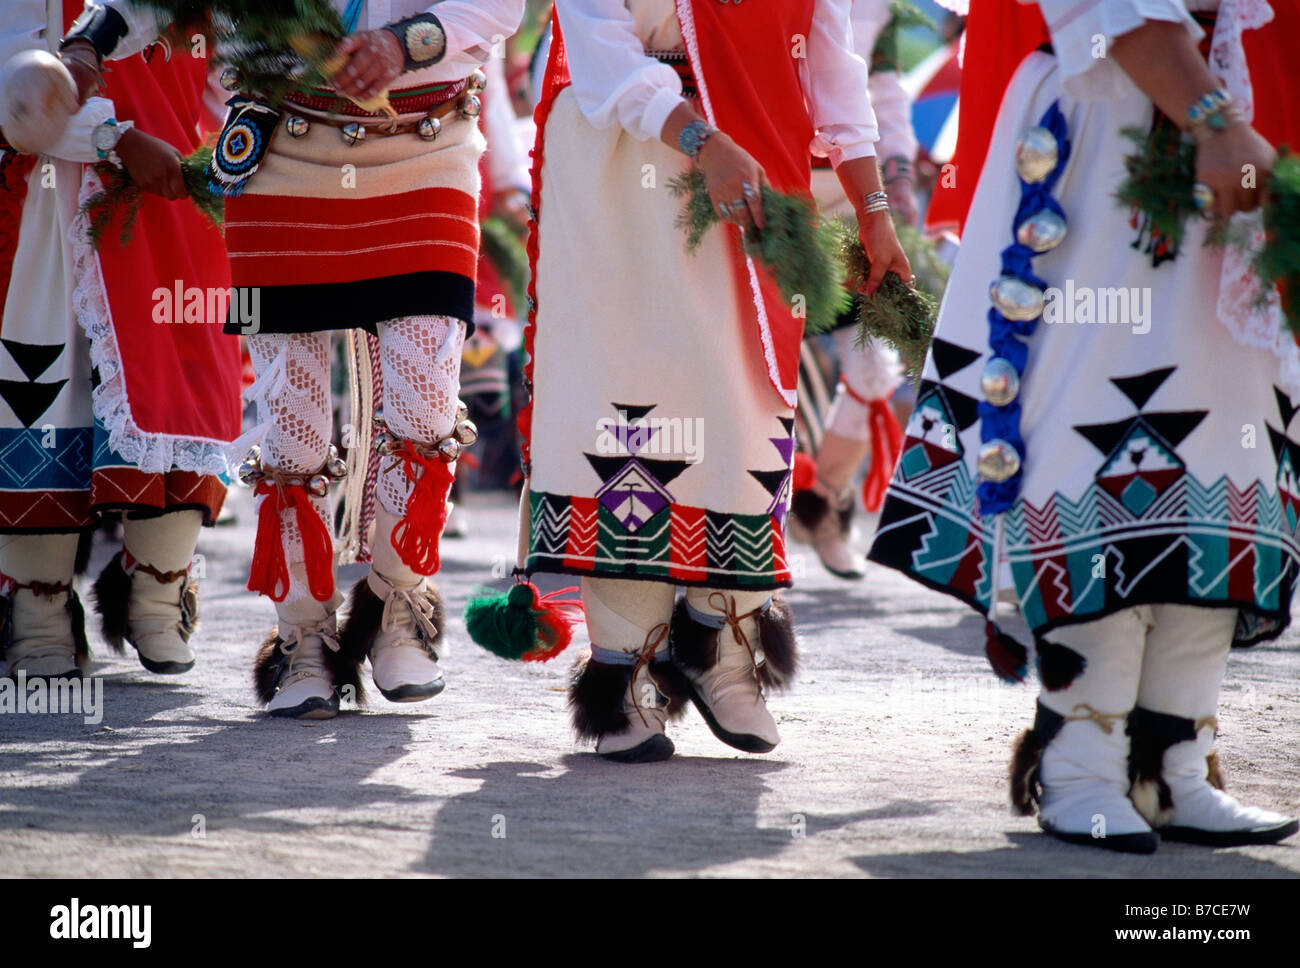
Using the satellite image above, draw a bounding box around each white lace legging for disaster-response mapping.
[246,315,466,603]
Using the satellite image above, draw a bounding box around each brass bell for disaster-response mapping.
[990,275,1045,322]
[978,440,1022,483]
[417,115,441,142]
[466,68,487,94]
[341,122,365,146]
[286,115,311,138]
[219,68,241,91]
[237,459,260,487]
[980,358,1021,407]
[437,437,462,462]
[327,455,348,479]
[457,93,482,121]
[1015,126,1058,183]
[1015,210,1067,253]
[308,474,331,497]
[453,420,479,446]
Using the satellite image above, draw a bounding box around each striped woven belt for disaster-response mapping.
[283,79,468,118]
[652,49,698,100]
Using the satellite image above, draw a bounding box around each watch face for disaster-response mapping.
[93,123,118,152]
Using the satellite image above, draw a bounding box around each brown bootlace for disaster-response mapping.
[628,623,669,729]
[706,591,766,695]
[123,551,189,585]
[1063,703,1127,735]
[9,579,73,599]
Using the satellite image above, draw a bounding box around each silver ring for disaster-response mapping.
[1193,182,1215,211]
[742,181,759,200]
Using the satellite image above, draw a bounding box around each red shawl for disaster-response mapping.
[93,29,241,446]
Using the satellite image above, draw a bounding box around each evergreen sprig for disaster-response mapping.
[81,145,223,249]
[668,168,848,334]
[129,0,349,108]
[1258,148,1300,334]
[836,219,938,385]
[1114,123,1202,251]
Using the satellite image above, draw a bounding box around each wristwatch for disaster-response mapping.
[92,118,131,168]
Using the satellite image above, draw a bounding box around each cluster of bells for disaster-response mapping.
[371,401,479,464]
[977,123,1069,486]
[219,67,487,146]
[236,444,348,497]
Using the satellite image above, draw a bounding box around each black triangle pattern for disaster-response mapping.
[1111,367,1175,411]
[748,468,788,498]
[612,403,655,422]
[0,378,67,427]
[1275,386,1298,429]
[2,340,64,381]
[930,339,982,381]
[1074,419,1131,458]
[638,457,690,486]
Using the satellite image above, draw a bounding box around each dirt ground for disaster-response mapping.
[2,488,1297,878]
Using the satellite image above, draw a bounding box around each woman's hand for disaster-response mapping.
[117,127,186,199]
[697,132,769,234]
[857,209,912,297]
[1194,122,1277,218]
[331,30,405,102]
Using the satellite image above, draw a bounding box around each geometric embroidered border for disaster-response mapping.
[526,489,792,589]
[869,468,1300,648]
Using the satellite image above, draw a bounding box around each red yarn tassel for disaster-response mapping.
[527,586,585,663]
[246,481,335,603]
[862,399,903,513]
[390,442,456,575]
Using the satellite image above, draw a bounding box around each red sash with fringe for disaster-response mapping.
[94,43,241,446]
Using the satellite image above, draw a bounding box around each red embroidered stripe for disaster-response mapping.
[225,187,480,287]
[669,505,708,580]
[563,496,599,571]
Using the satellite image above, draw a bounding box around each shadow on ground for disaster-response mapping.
[416,756,938,877]
[0,674,426,839]
[851,832,1300,878]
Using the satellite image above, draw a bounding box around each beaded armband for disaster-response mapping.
[60,4,129,65]
[384,14,448,73]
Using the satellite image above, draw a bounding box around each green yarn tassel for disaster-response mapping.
[464,581,583,663]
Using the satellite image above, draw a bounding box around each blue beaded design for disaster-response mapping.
[977,100,1070,516]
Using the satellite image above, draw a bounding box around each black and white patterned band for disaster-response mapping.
[384,14,448,73]
[60,4,129,64]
